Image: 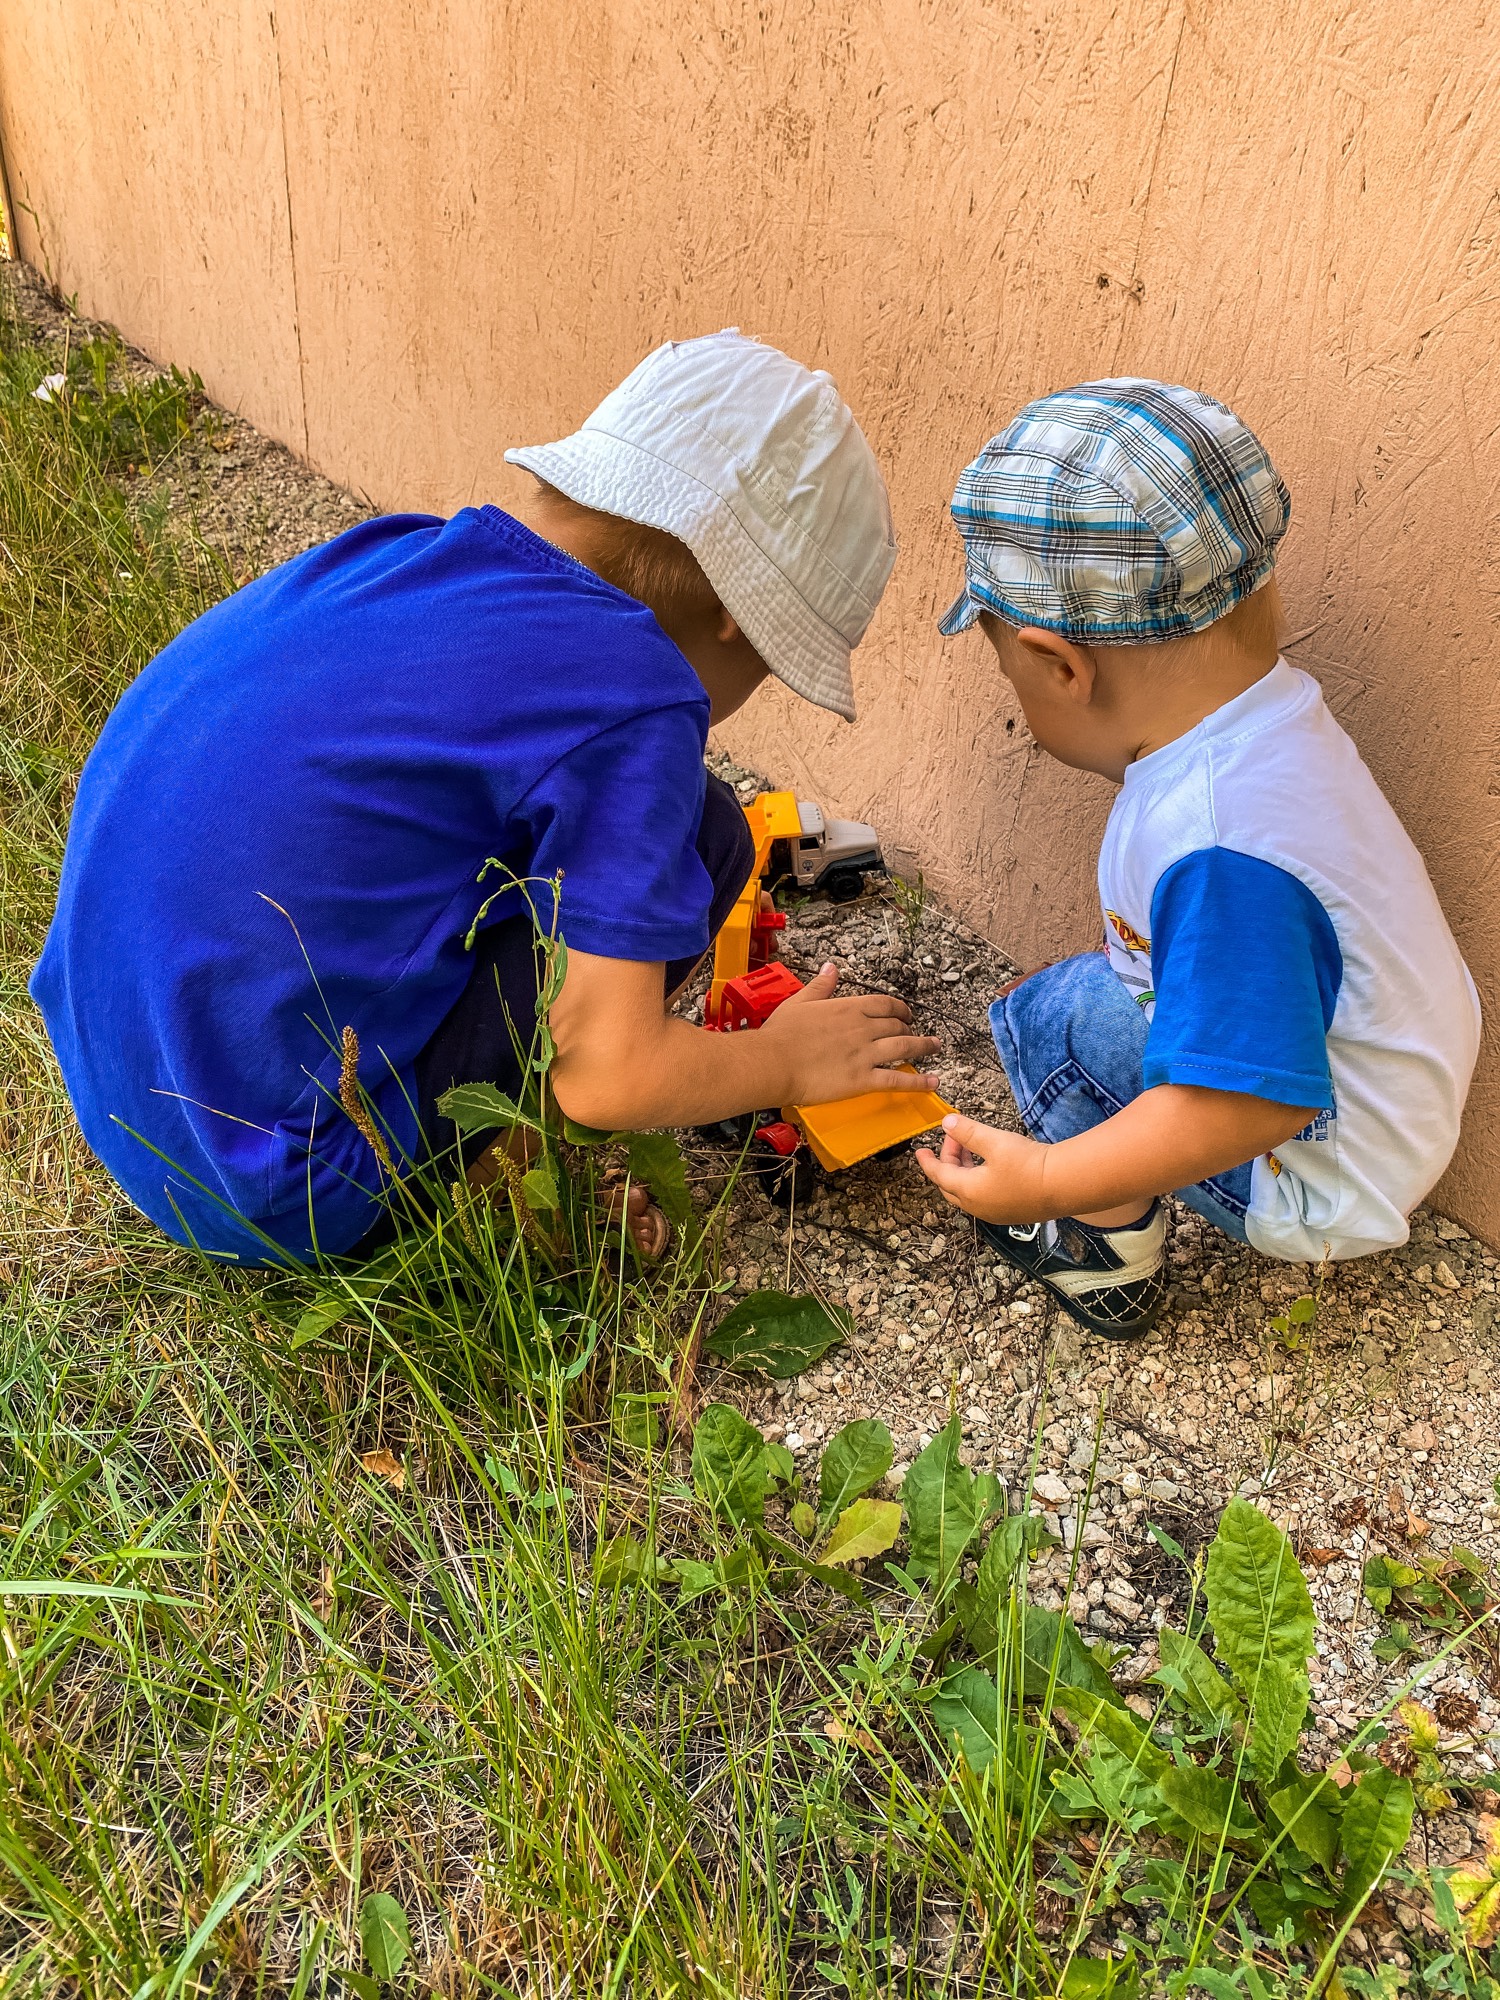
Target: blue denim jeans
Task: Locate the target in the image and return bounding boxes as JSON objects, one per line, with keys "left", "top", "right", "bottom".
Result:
{"left": 989, "top": 952, "right": 1253, "bottom": 1243}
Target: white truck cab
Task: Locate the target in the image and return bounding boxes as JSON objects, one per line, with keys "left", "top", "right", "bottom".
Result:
{"left": 768, "top": 799, "right": 886, "bottom": 904}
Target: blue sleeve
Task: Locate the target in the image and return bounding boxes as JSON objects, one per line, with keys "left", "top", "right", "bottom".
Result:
{"left": 1144, "top": 848, "right": 1341, "bottom": 1108}
{"left": 517, "top": 702, "right": 714, "bottom": 963}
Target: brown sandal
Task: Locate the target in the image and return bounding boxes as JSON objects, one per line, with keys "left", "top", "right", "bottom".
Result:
{"left": 599, "top": 1166, "right": 672, "bottom": 1262}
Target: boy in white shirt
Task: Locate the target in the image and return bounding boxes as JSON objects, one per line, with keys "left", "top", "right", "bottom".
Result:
{"left": 918, "top": 380, "right": 1480, "bottom": 1338}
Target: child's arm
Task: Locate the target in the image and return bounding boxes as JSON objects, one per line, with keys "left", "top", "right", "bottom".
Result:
{"left": 915, "top": 1086, "right": 1317, "bottom": 1223}
{"left": 550, "top": 950, "right": 941, "bottom": 1132}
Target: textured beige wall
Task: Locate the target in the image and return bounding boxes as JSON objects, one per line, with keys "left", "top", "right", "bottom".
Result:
{"left": 3, "top": 0, "right": 1499, "bottom": 1237}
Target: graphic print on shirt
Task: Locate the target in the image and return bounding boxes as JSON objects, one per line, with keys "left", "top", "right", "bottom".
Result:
{"left": 1269, "top": 1108, "right": 1335, "bottom": 1185}
{"left": 1103, "top": 908, "right": 1155, "bottom": 1010}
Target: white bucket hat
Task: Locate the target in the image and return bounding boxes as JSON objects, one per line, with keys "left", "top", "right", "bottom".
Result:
{"left": 505, "top": 330, "right": 897, "bottom": 722}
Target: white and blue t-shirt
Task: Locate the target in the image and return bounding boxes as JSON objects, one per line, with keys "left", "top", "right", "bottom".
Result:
{"left": 31, "top": 509, "right": 716, "bottom": 1263}
{"left": 1098, "top": 660, "right": 1480, "bottom": 1261}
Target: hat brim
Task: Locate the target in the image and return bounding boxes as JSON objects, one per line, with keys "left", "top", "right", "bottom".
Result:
{"left": 506, "top": 434, "right": 859, "bottom": 723}
{"left": 937, "top": 585, "right": 981, "bottom": 636}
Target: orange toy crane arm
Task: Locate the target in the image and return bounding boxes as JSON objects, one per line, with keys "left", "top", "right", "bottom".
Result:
{"left": 703, "top": 790, "right": 954, "bottom": 1173}
{"left": 705, "top": 789, "right": 802, "bottom": 1023}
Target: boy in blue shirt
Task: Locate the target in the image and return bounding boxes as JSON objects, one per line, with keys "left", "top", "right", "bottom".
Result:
{"left": 918, "top": 380, "right": 1480, "bottom": 1338}
{"left": 33, "top": 332, "right": 939, "bottom": 1265}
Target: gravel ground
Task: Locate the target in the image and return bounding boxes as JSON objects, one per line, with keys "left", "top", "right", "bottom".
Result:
{"left": 696, "top": 755, "right": 1500, "bottom": 1812}
{"left": 15, "top": 259, "right": 1498, "bottom": 1880}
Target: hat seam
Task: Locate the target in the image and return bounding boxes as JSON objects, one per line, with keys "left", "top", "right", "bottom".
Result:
{"left": 517, "top": 435, "right": 846, "bottom": 645}
{"left": 974, "top": 399, "right": 1284, "bottom": 561}
{"left": 956, "top": 446, "right": 1188, "bottom": 547}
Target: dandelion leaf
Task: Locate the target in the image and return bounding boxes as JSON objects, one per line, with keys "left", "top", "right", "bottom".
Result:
{"left": 519, "top": 1164, "right": 560, "bottom": 1211}
{"left": 1250, "top": 1655, "right": 1310, "bottom": 1789}
{"left": 901, "top": 1413, "right": 1003, "bottom": 1595}
{"left": 1154, "top": 1626, "right": 1245, "bottom": 1731}
{"left": 932, "top": 1664, "right": 1000, "bottom": 1771}
{"left": 625, "top": 1130, "right": 693, "bottom": 1228}
{"left": 1204, "top": 1498, "right": 1314, "bottom": 1695}
{"left": 436, "top": 1081, "right": 540, "bottom": 1135}
{"left": 1022, "top": 1608, "right": 1122, "bottom": 1707}
{"left": 691, "top": 1403, "right": 775, "bottom": 1527}
{"left": 1338, "top": 1767, "right": 1415, "bottom": 1915}
{"left": 1157, "top": 1763, "right": 1265, "bottom": 1845}
{"left": 359, "top": 1892, "right": 411, "bottom": 1981}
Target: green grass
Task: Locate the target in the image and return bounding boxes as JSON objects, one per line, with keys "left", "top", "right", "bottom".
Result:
{"left": 2, "top": 274, "right": 1497, "bottom": 2000}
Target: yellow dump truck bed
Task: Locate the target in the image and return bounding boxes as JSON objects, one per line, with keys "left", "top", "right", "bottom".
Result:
{"left": 786, "top": 1068, "right": 954, "bottom": 1172}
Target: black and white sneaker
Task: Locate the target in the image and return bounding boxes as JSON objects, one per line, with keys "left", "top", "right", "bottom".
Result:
{"left": 977, "top": 1201, "right": 1167, "bottom": 1340}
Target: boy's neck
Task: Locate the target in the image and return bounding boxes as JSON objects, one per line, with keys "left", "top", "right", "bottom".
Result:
{"left": 508, "top": 490, "right": 608, "bottom": 571}
{"left": 1124, "top": 654, "right": 1282, "bottom": 766}
{"left": 507, "top": 490, "right": 772, "bottom": 722}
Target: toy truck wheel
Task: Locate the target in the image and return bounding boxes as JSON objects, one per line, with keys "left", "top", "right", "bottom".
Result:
{"left": 874, "top": 1138, "right": 916, "bottom": 1162}
{"left": 694, "top": 1113, "right": 758, "bottom": 1149}
{"left": 821, "top": 866, "right": 866, "bottom": 904}
{"left": 754, "top": 1135, "right": 817, "bottom": 1210}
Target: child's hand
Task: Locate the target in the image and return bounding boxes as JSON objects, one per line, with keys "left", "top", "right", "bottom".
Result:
{"left": 915, "top": 1112, "right": 1047, "bottom": 1222}
{"left": 764, "top": 962, "right": 941, "bottom": 1105}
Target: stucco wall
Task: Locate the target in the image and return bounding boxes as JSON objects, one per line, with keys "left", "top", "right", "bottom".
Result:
{"left": 4, "top": 0, "right": 1498, "bottom": 1237}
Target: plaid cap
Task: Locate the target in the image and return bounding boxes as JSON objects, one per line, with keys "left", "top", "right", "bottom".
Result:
{"left": 938, "top": 378, "right": 1290, "bottom": 644}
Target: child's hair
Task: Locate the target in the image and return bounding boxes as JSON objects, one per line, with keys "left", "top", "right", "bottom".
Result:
{"left": 1164, "top": 574, "right": 1287, "bottom": 673}
{"left": 530, "top": 479, "right": 720, "bottom": 638}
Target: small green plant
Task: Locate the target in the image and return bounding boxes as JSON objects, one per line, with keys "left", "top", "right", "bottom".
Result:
{"left": 811, "top": 1865, "right": 891, "bottom": 1990}
{"left": 888, "top": 866, "right": 928, "bottom": 949}
{"left": 1363, "top": 1545, "right": 1495, "bottom": 1669}
{"left": 0, "top": 323, "right": 201, "bottom": 473}
{"left": 652, "top": 1391, "right": 1426, "bottom": 1982}
{"left": 1269, "top": 1290, "right": 1318, "bottom": 1353}
{"left": 704, "top": 1286, "right": 850, "bottom": 1375}
{"left": 1059, "top": 1499, "right": 1414, "bottom": 1951}
{"left": 329, "top": 1890, "right": 412, "bottom": 1995}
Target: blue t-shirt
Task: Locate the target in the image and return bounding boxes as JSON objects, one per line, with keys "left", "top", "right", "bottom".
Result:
{"left": 31, "top": 508, "right": 713, "bottom": 1263}
{"left": 1143, "top": 846, "right": 1342, "bottom": 1110}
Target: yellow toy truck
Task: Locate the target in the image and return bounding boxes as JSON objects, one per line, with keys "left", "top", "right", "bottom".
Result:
{"left": 700, "top": 790, "right": 953, "bottom": 1205}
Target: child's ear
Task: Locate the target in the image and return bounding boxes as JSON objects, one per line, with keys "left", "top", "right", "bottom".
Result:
{"left": 1015, "top": 626, "right": 1098, "bottom": 703}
